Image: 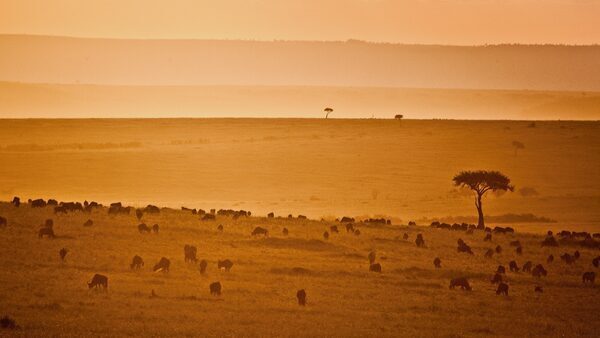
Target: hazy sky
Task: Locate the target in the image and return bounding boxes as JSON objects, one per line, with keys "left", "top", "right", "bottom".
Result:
{"left": 1, "top": 0, "right": 599, "bottom": 45}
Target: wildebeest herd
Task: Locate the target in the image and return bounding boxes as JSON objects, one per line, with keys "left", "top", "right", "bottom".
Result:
{"left": 1, "top": 196, "right": 599, "bottom": 333}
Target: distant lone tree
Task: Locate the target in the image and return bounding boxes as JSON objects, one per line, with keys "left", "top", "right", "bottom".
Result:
{"left": 395, "top": 114, "right": 403, "bottom": 120}
{"left": 324, "top": 107, "right": 333, "bottom": 119}
{"left": 511, "top": 141, "right": 525, "bottom": 156}
{"left": 453, "top": 170, "right": 514, "bottom": 227}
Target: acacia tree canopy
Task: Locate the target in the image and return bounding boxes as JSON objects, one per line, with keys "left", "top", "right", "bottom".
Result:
{"left": 453, "top": 170, "right": 514, "bottom": 196}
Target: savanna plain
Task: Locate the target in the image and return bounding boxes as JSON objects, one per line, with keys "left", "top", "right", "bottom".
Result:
{"left": 0, "top": 119, "right": 599, "bottom": 337}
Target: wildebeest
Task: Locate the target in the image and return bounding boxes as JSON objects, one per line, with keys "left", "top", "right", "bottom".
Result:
{"left": 297, "top": 289, "right": 306, "bottom": 306}
{"left": 201, "top": 214, "right": 216, "bottom": 221}
{"left": 408, "top": 221, "right": 416, "bottom": 226}
{"left": 496, "top": 282, "right": 509, "bottom": 296}
{"left": 560, "top": 253, "right": 575, "bottom": 265}
{"left": 516, "top": 246, "right": 523, "bottom": 255}
{"left": 44, "top": 219, "right": 54, "bottom": 228}
{"left": 491, "top": 273, "right": 502, "bottom": 284}
{"left": 403, "top": 233, "right": 409, "bottom": 240}
{"left": 297, "top": 215, "right": 307, "bottom": 220}
{"left": 217, "top": 224, "right": 223, "bottom": 232}
{"left": 38, "top": 227, "right": 55, "bottom": 238}
{"left": 368, "top": 251, "right": 376, "bottom": 264}
{"left": 152, "top": 224, "right": 159, "bottom": 234}
{"left": 415, "top": 234, "right": 425, "bottom": 248}
{"left": 88, "top": 274, "right": 108, "bottom": 290}
{"left": 457, "top": 239, "right": 473, "bottom": 255}
{"left": 138, "top": 223, "right": 151, "bottom": 233}
{"left": 218, "top": 259, "right": 234, "bottom": 271}
{"left": 449, "top": 278, "right": 472, "bottom": 291}
{"left": 11, "top": 196, "right": 20, "bottom": 207}
{"left": 330, "top": 225, "right": 339, "bottom": 233}
{"left": 267, "top": 212, "right": 274, "bottom": 218}
{"left": 0, "top": 315, "right": 19, "bottom": 329}
{"left": 547, "top": 255, "right": 554, "bottom": 263}
{"left": 510, "top": 240, "right": 521, "bottom": 247}
{"left": 484, "top": 249, "right": 494, "bottom": 258}
{"left": 30, "top": 198, "right": 46, "bottom": 208}
{"left": 535, "top": 286, "right": 543, "bottom": 293}
{"left": 199, "top": 259, "right": 208, "bottom": 274}
{"left": 143, "top": 205, "right": 160, "bottom": 214}
{"left": 323, "top": 231, "right": 329, "bottom": 240}
{"left": 59, "top": 248, "right": 68, "bottom": 261}
{"left": 532, "top": 264, "right": 547, "bottom": 278}
{"left": 582, "top": 271, "right": 596, "bottom": 284}
{"left": 354, "top": 229, "right": 361, "bottom": 236}
{"left": 523, "top": 261, "right": 533, "bottom": 272}
{"left": 184, "top": 245, "right": 198, "bottom": 263}
{"left": 484, "top": 233, "right": 492, "bottom": 242}
{"left": 541, "top": 236, "right": 559, "bottom": 247}
{"left": 574, "top": 250, "right": 580, "bottom": 259}
{"left": 340, "top": 216, "right": 355, "bottom": 223}
{"left": 130, "top": 255, "right": 144, "bottom": 270}
{"left": 282, "top": 228, "right": 289, "bottom": 236}
{"left": 593, "top": 256, "right": 600, "bottom": 268}
{"left": 210, "top": 281, "right": 222, "bottom": 296}
{"left": 153, "top": 257, "right": 171, "bottom": 273}
{"left": 495, "top": 245, "right": 502, "bottom": 254}
{"left": 83, "top": 219, "right": 93, "bottom": 227}
{"left": 54, "top": 206, "right": 67, "bottom": 214}
{"left": 0, "top": 216, "right": 6, "bottom": 228}
{"left": 433, "top": 257, "right": 441, "bottom": 268}
{"left": 252, "top": 227, "right": 268, "bottom": 236}
{"left": 509, "top": 261, "right": 520, "bottom": 272}
{"left": 345, "top": 223, "right": 355, "bottom": 233}
{"left": 369, "top": 263, "right": 382, "bottom": 273}
{"left": 136, "top": 209, "right": 143, "bottom": 220}
{"left": 497, "top": 265, "right": 506, "bottom": 274}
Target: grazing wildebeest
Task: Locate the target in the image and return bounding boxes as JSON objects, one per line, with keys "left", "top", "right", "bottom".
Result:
{"left": 297, "top": 289, "right": 306, "bottom": 306}
{"left": 202, "top": 214, "right": 216, "bottom": 221}
{"left": 403, "top": 233, "right": 409, "bottom": 240}
{"left": 433, "top": 257, "right": 441, "bottom": 268}
{"left": 59, "top": 248, "right": 68, "bottom": 261}
{"left": 495, "top": 245, "right": 502, "bottom": 254}
{"left": 252, "top": 227, "right": 268, "bottom": 236}
{"left": 415, "top": 234, "right": 425, "bottom": 248}
{"left": 54, "top": 206, "right": 67, "bottom": 214}
{"left": 210, "top": 282, "right": 222, "bottom": 296}
{"left": 136, "top": 209, "right": 143, "bottom": 220}
{"left": 12, "top": 196, "right": 20, "bottom": 207}
{"left": 30, "top": 199, "right": 46, "bottom": 208}
{"left": 217, "top": 224, "right": 223, "bottom": 232}
{"left": 582, "top": 272, "right": 596, "bottom": 284}
{"left": 369, "top": 263, "right": 382, "bottom": 273}
{"left": 297, "top": 215, "right": 307, "bottom": 220}
{"left": 532, "top": 264, "right": 547, "bottom": 278}
{"left": 282, "top": 228, "right": 289, "bottom": 236}
{"left": 267, "top": 212, "right": 274, "bottom": 218}
{"left": 354, "top": 229, "right": 361, "bottom": 236}
{"left": 0, "top": 216, "right": 6, "bottom": 228}
{"left": 323, "top": 231, "right": 329, "bottom": 240}
{"left": 152, "top": 224, "right": 159, "bottom": 234}
{"left": 541, "top": 236, "right": 559, "bottom": 247}
{"left": 484, "top": 233, "right": 492, "bottom": 242}
{"left": 83, "top": 219, "right": 93, "bottom": 227}
{"left": 44, "top": 219, "right": 54, "bottom": 228}
{"left": 130, "top": 255, "right": 144, "bottom": 270}
{"left": 535, "top": 286, "right": 543, "bottom": 293}
{"left": 484, "top": 249, "right": 494, "bottom": 258}
{"left": 218, "top": 259, "right": 233, "bottom": 271}
{"left": 0, "top": 315, "right": 19, "bottom": 329}
{"left": 199, "top": 259, "right": 208, "bottom": 274}
{"left": 449, "top": 278, "right": 472, "bottom": 291}
{"left": 523, "top": 261, "right": 533, "bottom": 272}
{"left": 88, "top": 274, "right": 108, "bottom": 290}
{"left": 38, "top": 227, "right": 55, "bottom": 238}
{"left": 408, "top": 221, "right": 416, "bottom": 226}
{"left": 330, "top": 225, "right": 339, "bottom": 233}
{"left": 547, "top": 255, "right": 554, "bottom": 263}
{"left": 496, "top": 282, "right": 509, "bottom": 296}
{"left": 368, "top": 251, "right": 376, "bottom": 264}
{"left": 491, "top": 273, "right": 502, "bottom": 284}
{"left": 288, "top": 214, "right": 293, "bottom": 219}
{"left": 144, "top": 205, "right": 160, "bottom": 214}
{"left": 593, "top": 256, "right": 600, "bottom": 268}
{"left": 345, "top": 223, "right": 355, "bottom": 233}
{"left": 510, "top": 240, "right": 521, "bottom": 247}
{"left": 516, "top": 246, "right": 523, "bottom": 255}
{"left": 153, "top": 257, "right": 171, "bottom": 273}
{"left": 184, "top": 245, "right": 198, "bottom": 263}
{"left": 457, "top": 239, "right": 473, "bottom": 255}
{"left": 496, "top": 265, "right": 506, "bottom": 274}
{"left": 560, "top": 253, "right": 575, "bottom": 265}
{"left": 340, "top": 216, "right": 355, "bottom": 223}
{"left": 509, "top": 261, "right": 520, "bottom": 272}
{"left": 138, "top": 223, "right": 151, "bottom": 233}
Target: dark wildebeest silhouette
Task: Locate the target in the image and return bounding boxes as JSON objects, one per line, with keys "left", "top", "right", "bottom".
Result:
{"left": 88, "top": 274, "right": 108, "bottom": 290}
{"left": 541, "top": 236, "right": 559, "bottom": 247}
{"left": 415, "top": 234, "right": 425, "bottom": 248}
{"left": 297, "top": 289, "right": 307, "bottom": 306}
{"left": 403, "top": 233, "right": 409, "bottom": 240}
{"left": 509, "top": 261, "right": 520, "bottom": 272}
{"left": 574, "top": 250, "right": 580, "bottom": 259}
{"left": 153, "top": 257, "right": 171, "bottom": 273}
{"left": 12, "top": 196, "right": 20, "bottom": 207}
{"left": 282, "top": 228, "right": 289, "bottom": 236}
{"left": 31, "top": 199, "right": 46, "bottom": 208}
{"left": 484, "top": 249, "right": 494, "bottom": 258}
{"left": 510, "top": 240, "right": 521, "bottom": 247}
{"left": 38, "top": 227, "right": 55, "bottom": 238}
{"left": 496, "top": 265, "right": 506, "bottom": 274}
{"left": 449, "top": 278, "right": 472, "bottom": 291}
{"left": 535, "top": 286, "right": 543, "bottom": 293}
{"left": 136, "top": 209, "right": 143, "bottom": 221}
{"left": 288, "top": 214, "right": 293, "bottom": 219}
{"left": 54, "top": 206, "right": 67, "bottom": 214}
{"left": 218, "top": 259, "right": 233, "bottom": 271}
{"left": 83, "top": 219, "right": 93, "bottom": 227}
{"left": 547, "top": 255, "right": 554, "bottom": 263}
{"left": 144, "top": 205, "right": 160, "bottom": 214}
{"left": 0, "top": 216, "right": 6, "bottom": 228}
{"left": 252, "top": 227, "right": 268, "bottom": 236}
{"left": 522, "top": 261, "right": 533, "bottom": 272}
{"left": 59, "top": 248, "right": 68, "bottom": 261}
{"left": 340, "top": 216, "right": 355, "bottom": 223}
{"left": 369, "top": 263, "right": 382, "bottom": 273}
{"left": 210, "top": 281, "right": 222, "bottom": 296}
{"left": 354, "top": 229, "right": 361, "bottom": 236}
{"left": 560, "top": 253, "right": 575, "bottom": 265}
{"left": 433, "top": 257, "right": 441, "bottom": 268}
{"left": 323, "top": 231, "right": 329, "bottom": 240}
{"left": 345, "top": 223, "right": 355, "bottom": 233}
{"left": 582, "top": 272, "right": 596, "bottom": 284}
{"left": 267, "top": 212, "right": 274, "bottom": 218}
{"left": 0, "top": 315, "right": 19, "bottom": 329}
{"left": 297, "top": 215, "right": 307, "bottom": 220}
{"left": 408, "top": 221, "right": 416, "bottom": 226}
{"left": 532, "top": 264, "right": 547, "bottom": 278}
{"left": 130, "top": 255, "right": 144, "bottom": 270}
{"left": 152, "top": 224, "right": 159, "bottom": 234}
{"left": 593, "top": 256, "right": 600, "bottom": 268}
{"left": 496, "top": 282, "right": 509, "bottom": 296}
{"left": 495, "top": 245, "right": 502, "bottom": 254}
{"left": 184, "top": 245, "right": 198, "bottom": 263}
{"left": 199, "top": 259, "right": 208, "bottom": 274}
{"left": 217, "top": 224, "right": 223, "bottom": 232}
{"left": 491, "top": 273, "right": 502, "bottom": 284}
{"left": 138, "top": 223, "right": 151, "bottom": 233}
{"left": 457, "top": 239, "right": 473, "bottom": 255}
{"left": 202, "top": 214, "right": 216, "bottom": 221}
{"left": 368, "top": 251, "right": 376, "bottom": 264}
{"left": 44, "top": 219, "right": 54, "bottom": 228}
{"left": 330, "top": 225, "right": 339, "bottom": 233}
{"left": 484, "top": 233, "right": 492, "bottom": 242}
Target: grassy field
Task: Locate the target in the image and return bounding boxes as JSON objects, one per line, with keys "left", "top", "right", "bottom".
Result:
{"left": 0, "top": 202, "right": 598, "bottom": 337}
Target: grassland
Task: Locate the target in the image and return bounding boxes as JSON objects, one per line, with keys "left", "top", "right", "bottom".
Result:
{"left": 0, "top": 202, "right": 598, "bottom": 337}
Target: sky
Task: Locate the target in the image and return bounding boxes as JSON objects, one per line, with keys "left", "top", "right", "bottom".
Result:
{"left": 1, "top": 0, "right": 599, "bottom": 45}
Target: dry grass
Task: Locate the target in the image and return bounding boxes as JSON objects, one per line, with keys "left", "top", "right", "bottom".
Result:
{"left": 0, "top": 202, "right": 598, "bottom": 337}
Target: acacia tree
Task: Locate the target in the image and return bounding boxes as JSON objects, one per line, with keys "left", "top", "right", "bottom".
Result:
{"left": 324, "top": 107, "right": 333, "bottom": 119}
{"left": 452, "top": 170, "right": 514, "bottom": 227}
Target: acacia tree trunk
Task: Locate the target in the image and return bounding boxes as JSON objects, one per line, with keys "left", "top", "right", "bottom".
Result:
{"left": 475, "top": 193, "right": 484, "bottom": 227}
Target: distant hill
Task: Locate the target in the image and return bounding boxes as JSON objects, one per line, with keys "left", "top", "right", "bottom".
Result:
{"left": 1, "top": 35, "right": 600, "bottom": 91}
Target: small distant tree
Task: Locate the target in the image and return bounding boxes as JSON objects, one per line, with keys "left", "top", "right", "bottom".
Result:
{"left": 324, "top": 107, "right": 333, "bottom": 119}
{"left": 453, "top": 170, "right": 514, "bottom": 227}
{"left": 512, "top": 141, "right": 525, "bottom": 156}
{"left": 395, "top": 114, "right": 403, "bottom": 120}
